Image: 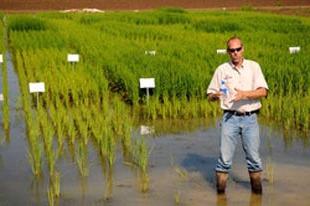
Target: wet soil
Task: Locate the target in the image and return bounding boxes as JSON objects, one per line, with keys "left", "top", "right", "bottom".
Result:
{"left": 0, "top": 0, "right": 310, "bottom": 11}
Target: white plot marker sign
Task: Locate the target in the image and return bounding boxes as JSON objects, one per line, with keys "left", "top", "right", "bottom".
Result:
{"left": 0, "top": 54, "right": 3, "bottom": 63}
{"left": 67, "top": 54, "right": 80, "bottom": 62}
{"left": 216, "top": 49, "right": 227, "bottom": 54}
{"left": 0, "top": 94, "right": 3, "bottom": 102}
{"left": 139, "top": 78, "right": 155, "bottom": 101}
{"left": 289, "top": 47, "right": 300, "bottom": 54}
{"left": 29, "top": 82, "right": 45, "bottom": 106}
{"left": 145, "top": 50, "right": 156, "bottom": 56}
{"left": 29, "top": 82, "right": 45, "bottom": 93}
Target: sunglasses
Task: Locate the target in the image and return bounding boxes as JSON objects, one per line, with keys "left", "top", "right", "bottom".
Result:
{"left": 227, "top": 47, "right": 242, "bottom": 53}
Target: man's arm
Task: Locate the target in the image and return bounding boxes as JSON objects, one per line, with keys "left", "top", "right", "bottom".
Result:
{"left": 232, "top": 87, "right": 268, "bottom": 101}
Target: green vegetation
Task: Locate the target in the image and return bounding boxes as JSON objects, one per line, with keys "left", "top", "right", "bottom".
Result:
{"left": 1, "top": 8, "right": 310, "bottom": 203}
{"left": 0, "top": 15, "right": 10, "bottom": 134}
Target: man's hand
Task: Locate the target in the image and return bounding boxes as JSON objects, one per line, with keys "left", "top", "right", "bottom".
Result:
{"left": 232, "top": 88, "right": 268, "bottom": 102}
{"left": 208, "top": 92, "right": 221, "bottom": 101}
{"left": 232, "top": 89, "right": 246, "bottom": 101}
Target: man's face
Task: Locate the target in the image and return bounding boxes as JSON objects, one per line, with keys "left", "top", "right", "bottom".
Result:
{"left": 227, "top": 39, "right": 244, "bottom": 65}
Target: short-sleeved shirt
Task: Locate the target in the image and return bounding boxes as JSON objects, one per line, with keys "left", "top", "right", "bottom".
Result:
{"left": 207, "top": 59, "right": 268, "bottom": 112}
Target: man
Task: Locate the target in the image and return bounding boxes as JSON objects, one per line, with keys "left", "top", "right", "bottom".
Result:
{"left": 207, "top": 36, "right": 268, "bottom": 194}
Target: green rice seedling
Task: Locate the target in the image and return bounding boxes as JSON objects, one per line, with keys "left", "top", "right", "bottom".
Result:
{"left": 47, "top": 171, "right": 60, "bottom": 206}
{"left": 76, "top": 141, "right": 89, "bottom": 177}
{"left": 106, "top": 132, "right": 116, "bottom": 167}
{"left": 97, "top": 147, "right": 114, "bottom": 200}
{"left": 73, "top": 105, "right": 90, "bottom": 145}
{"left": 27, "top": 116, "right": 43, "bottom": 177}
{"left": 104, "top": 166, "right": 113, "bottom": 200}
{"left": 1, "top": 18, "right": 9, "bottom": 131}
{"left": 120, "top": 117, "right": 133, "bottom": 160}
{"left": 47, "top": 187, "right": 55, "bottom": 206}
{"left": 51, "top": 171, "right": 61, "bottom": 198}
{"left": 37, "top": 105, "right": 57, "bottom": 176}
{"left": 174, "top": 190, "right": 181, "bottom": 205}
{"left": 132, "top": 137, "right": 149, "bottom": 192}
{"left": 67, "top": 114, "right": 77, "bottom": 145}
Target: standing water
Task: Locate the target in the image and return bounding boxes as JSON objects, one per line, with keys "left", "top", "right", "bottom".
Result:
{"left": 0, "top": 17, "right": 310, "bottom": 206}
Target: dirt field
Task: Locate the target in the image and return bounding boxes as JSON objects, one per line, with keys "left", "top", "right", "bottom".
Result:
{"left": 0, "top": 0, "right": 310, "bottom": 11}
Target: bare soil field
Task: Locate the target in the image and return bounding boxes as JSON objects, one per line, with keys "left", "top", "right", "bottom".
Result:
{"left": 0, "top": 0, "right": 310, "bottom": 11}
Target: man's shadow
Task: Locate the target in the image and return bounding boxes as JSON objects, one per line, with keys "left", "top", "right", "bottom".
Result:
{"left": 180, "top": 153, "right": 252, "bottom": 191}
{"left": 181, "top": 153, "right": 217, "bottom": 189}
{"left": 181, "top": 153, "right": 262, "bottom": 206}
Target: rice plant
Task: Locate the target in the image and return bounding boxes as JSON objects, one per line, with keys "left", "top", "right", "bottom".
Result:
{"left": 3, "top": 10, "right": 310, "bottom": 201}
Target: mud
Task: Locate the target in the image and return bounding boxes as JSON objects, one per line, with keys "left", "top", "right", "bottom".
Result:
{"left": 0, "top": 0, "right": 310, "bottom": 11}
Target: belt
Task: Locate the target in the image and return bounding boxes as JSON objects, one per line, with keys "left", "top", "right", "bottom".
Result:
{"left": 224, "top": 109, "right": 259, "bottom": 116}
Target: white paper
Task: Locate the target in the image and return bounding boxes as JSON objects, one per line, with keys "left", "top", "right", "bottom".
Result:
{"left": 216, "top": 49, "right": 227, "bottom": 54}
{"left": 0, "top": 54, "right": 3, "bottom": 63}
{"left": 29, "top": 82, "right": 45, "bottom": 93}
{"left": 0, "top": 93, "right": 3, "bottom": 101}
{"left": 139, "top": 78, "right": 155, "bottom": 88}
{"left": 67, "top": 54, "right": 79, "bottom": 62}
{"left": 289, "top": 47, "right": 300, "bottom": 54}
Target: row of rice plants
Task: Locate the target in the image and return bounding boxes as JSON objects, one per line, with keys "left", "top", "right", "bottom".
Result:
{"left": 5, "top": 10, "right": 310, "bottom": 203}
{"left": 7, "top": 15, "right": 150, "bottom": 204}
{"left": 10, "top": 10, "right": 309, "bottom": 133}
{"left": 0, "top": 15, "right": 10, "bottom": 134}
{"left": 52, "top": 10, "right": 309, "bottom": 133}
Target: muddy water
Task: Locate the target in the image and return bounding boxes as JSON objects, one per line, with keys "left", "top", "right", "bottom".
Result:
{"left": 0, "top": 115, "right": 310, "bottom": 206}
{"left": 1, "top": 55, "right": 310, "bottom": 205}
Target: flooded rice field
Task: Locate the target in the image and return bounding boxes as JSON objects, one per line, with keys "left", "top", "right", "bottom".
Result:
{"left": 0, "top": 112, "right": 310, "bottom": 205}
{"left": 0, "top": 53, "right": 310, "bottom": 205}
{"left": 0, "top": 52, "right": 310, "bottom": 206}
{"left": 0, "top": 50, "right": 310, "bottom": 206}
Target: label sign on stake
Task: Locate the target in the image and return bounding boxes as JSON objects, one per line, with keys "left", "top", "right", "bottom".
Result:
{"left": 29, "top": 82, "right": 45, "bottom": 93}
{"left": 289, "top": 47, "right": 300, "bottom": 54}
{"left": 139, "top": 78, "right": 155, "bottom": 101}
{"left": 29, "top": 82, "right": 45, "bottom": 106}
{"left": 139, "top": 78, "right": 155, "bottom": 88}
{"left": 0, "top": 54, "right": 3, "bottom": 63}
{"left": 67, "top": 54, "right": 79, "bottom": 62}
{"left": 145, "top": 50, "right": 156, "bottom": 56}
{"left": 216, "top": 49, "right": 227, "bottom": 54}
{"left": 0, "top": 93, "right": 3, "bottom": 101}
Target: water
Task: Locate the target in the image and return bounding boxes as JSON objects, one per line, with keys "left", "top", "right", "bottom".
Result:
{"left": 0, "top": 51, "right": 310, "bottom": 205}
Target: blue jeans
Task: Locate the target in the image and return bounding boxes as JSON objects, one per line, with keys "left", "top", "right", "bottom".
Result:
{"left": 216, "top": 112, "right": 263, "bottom": 173}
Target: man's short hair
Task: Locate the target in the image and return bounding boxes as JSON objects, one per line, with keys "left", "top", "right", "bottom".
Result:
{"left": 226, "top": 36, "right": 243, "bottom": 48}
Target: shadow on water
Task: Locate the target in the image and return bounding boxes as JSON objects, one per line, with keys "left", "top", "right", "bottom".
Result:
{"left": 181, "top": 153, "right": 217, "bottom": 189}
{"left": 181, "top": 153, "right": 259, "bottom": 192}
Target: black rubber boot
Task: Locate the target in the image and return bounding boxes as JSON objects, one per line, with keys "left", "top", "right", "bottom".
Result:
{"left": 249, "top": 172, "right": 263, "bottom": 194}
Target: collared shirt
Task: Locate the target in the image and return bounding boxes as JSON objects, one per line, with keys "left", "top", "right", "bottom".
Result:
{"left": 207, "top": 59, "right": 269, "bottom": 112}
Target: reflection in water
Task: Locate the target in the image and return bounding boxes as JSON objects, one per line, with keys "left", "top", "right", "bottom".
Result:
{"left": 217, "top": 194, "right": 262, "bottom": 206}
{"left": 217, "top": 194, "right": 227, "bottom": 206}
{"left": 48, "top": 173, "right": 60, "bottom": 206}
{"left": 140, "top": 125, "right": 155, "bottom": 135}
{"left": 99, "top": 150, "right": 114, "bottom": 200}
{"left": 249, "top": 194, "right": 262, "bottom": 206}
{"left": 136, "top": 118, "right": 217, "bottom": 136}
{"left": 31, "top": 176, "right": 44, "bottom": 205}
{"left": 80, "top": 177, "right": 88, "bottom": 205}
{"left": 4, "top": 128, "right": 10, "bottom": 143}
